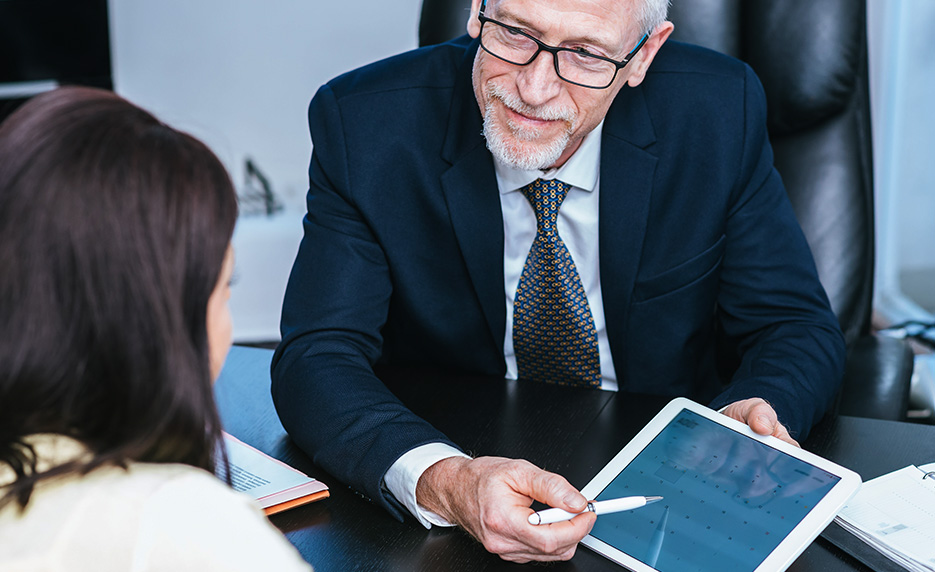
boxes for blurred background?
[0,0,932,353]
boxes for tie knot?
[520,179,571,229]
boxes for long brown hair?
[0,87,238,509]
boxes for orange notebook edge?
[263,489,330,516]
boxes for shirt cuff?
[383,443,470,529]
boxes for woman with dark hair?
[0,87,312,570]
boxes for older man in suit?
[272,0,845,562]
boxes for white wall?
[868,0,935,319]
[887,4,935,271]
[110,0,424,211]
[109,0,426,341]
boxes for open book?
[831,462,935,572]
[220,432,329,516]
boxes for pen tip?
[646,496,663,503]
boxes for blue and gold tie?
[512,178,601,387]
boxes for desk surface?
[215,345,935,572]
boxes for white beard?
[482,82,577,171]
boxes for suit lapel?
[598,86,658,377]
[439,40,506,356]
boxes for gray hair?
[633,0,670,33]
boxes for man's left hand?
[721,398,800,447]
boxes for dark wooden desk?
[215,345,935,571]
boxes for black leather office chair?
[418,0,914,421]
[418,0,472,47]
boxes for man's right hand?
[415,456,596,562]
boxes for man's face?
[467,0,669,170]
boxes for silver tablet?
[580,398,861,572]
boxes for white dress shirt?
[384,121,618,528]
[497,120,618,389]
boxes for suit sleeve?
[270,84,461,519]
[706,65,846,439]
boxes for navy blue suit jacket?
[272,36,845,519]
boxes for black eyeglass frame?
[477,1,650,90]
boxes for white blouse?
[0,434,313,572]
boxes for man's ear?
[467,0,485,38]
[625,21,675,87]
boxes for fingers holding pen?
[416,455,595,562]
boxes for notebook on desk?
[824,463,935,572]
[220,432,329,516]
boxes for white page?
[222,433,312,500]
[837,465,935,570]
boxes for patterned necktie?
[512,178,601,387]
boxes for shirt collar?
[494,120,604,194]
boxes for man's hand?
[721,398,800,447]
[416,456,595,562]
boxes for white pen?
[527,495,663,525]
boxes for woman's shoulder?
[0,438,312,571]
[130,462,314,570]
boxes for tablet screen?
[589,409,841,572]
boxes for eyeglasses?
[477,3,649,90]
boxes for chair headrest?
[669,0,865,135]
